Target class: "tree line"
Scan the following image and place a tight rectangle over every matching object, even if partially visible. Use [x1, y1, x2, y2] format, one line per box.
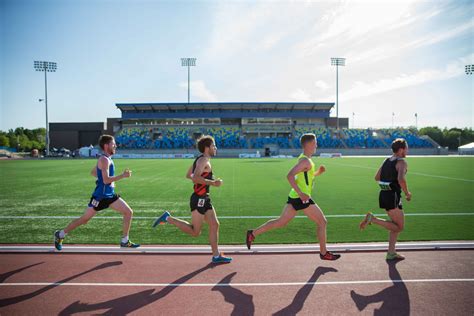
[418, 127, 474, 150]
[0, 128, 46, 151]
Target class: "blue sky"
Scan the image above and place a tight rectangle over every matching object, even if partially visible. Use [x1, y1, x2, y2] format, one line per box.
[0, 0, 472, 131]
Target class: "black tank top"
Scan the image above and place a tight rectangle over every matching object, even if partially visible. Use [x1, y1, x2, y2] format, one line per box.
[192, 155, 213, 196]
[380, 157, 403, 192]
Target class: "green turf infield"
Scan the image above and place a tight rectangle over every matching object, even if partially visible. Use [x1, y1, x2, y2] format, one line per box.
[0, 156, 473, 245]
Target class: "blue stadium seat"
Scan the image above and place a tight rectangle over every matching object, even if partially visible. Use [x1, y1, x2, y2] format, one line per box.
[115, 126, 433, 150]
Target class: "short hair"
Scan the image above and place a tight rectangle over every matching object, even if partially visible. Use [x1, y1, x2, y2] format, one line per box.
[300, 133, 316, 147]
[99, 135, 114, 150]
[197, 135, 215, 153]
[391, 138, 407, 153]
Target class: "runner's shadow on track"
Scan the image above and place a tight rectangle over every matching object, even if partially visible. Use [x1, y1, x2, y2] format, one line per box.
[350, 260, 410, 315]
[59, 262, 219, 315]
[211, 272, 255, 316]
[273, 266, 338, 316]
[0, 261, 122, 308]
[0, 262, 44, 283]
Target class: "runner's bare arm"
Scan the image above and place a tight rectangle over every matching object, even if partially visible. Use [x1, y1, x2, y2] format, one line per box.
[185, 165, 193, 180]
[396, 160, 411, 200]
[90, 166, 97, 178]
[287, 158, 311, 199]
[374, 166, 382, 181]
[98, 156, 131, 184]
[192, 157, 220, 186]
[314, 165, 326, 176]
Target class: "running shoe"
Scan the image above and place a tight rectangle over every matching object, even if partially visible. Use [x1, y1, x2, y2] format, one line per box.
[246, 230, 255, 250]
[386, 252, 405, 261]
[320, 251, 341, 261]
[152, 211, 170, 228]
[359, 212, 374, 230]
[120, 240, 140, 248]
[212, 253, 232, 264]
[54, 230, 64, 251]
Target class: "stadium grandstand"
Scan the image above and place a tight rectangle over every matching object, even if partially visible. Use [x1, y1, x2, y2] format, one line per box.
[110, 102, 440, 156]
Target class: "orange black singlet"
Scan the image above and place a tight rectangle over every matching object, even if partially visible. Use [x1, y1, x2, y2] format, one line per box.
[192, 155, 213, 196]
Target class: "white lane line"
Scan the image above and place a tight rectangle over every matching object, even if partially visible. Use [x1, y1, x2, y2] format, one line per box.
[1, 279, 473, 288]
[325, 162, 474, 182]
[2, 242, 473, 253]
[0, 213, 472, 220]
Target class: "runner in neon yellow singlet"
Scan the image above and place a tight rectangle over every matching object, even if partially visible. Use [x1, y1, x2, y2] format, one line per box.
[246, 133, 341, 260]
[288, 152, 316, 199]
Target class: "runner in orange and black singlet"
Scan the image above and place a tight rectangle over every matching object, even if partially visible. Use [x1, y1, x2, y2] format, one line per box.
[190, 154, 214, 215]
[153, 135, 232, 264]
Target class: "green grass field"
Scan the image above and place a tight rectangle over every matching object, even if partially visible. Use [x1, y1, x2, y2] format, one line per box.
[0, 156, 473, 245]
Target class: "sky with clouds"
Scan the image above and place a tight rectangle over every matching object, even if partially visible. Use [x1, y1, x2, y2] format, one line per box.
[1, 0, 472, 130]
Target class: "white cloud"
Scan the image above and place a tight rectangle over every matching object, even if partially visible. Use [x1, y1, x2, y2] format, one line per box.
[179, 80, 218, 102]
[201, 1, 472, 128]
[205, 2, 270, 59]
[297, 0, 417, 58]
[290, 88, 312, 102]
[339, 53, 474, 102]
[205, 1, 318, 59]
[261, 31, 288, 50]
[348, 19, 474, 65]
[315, 80, 329, 91]
[405, 19, 473, 50]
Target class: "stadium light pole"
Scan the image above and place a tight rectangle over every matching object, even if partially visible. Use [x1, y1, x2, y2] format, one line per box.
[392, 112, 395, 129]
[415, 113, 418, 129]
[34, 61, 57, 156]
[352, 112, 355, 128]
[331, 57, 345, 130]
[465, 64, 473, 75]
[181, 58, 196, 103]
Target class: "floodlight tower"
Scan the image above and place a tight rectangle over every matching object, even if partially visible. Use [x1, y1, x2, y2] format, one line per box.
[331, 57, 345, 129]
[465, 64, 473, 75]
[181, 58, 196, 103]
[34, 61, 57, 156]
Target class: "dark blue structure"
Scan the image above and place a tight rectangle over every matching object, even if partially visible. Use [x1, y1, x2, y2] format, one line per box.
[116, 102, 334, 119]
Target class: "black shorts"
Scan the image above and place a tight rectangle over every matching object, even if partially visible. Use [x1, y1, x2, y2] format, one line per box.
[88, 194, 120, 211]
[379, 191, 403, 211]
[287, 197, 315, 211]
[190, 193, 213, 215]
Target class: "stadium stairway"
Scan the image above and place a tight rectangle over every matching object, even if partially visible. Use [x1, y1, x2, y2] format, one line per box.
[422, 135, 440, 148]
[338, 137, 348, 149]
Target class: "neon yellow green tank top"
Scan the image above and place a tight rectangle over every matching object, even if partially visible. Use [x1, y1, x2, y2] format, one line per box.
[289, 153, 316, 198]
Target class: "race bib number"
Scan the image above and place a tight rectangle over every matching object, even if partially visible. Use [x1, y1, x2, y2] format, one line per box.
[198, 199, 206, 207]
[91, 199, 100, 207]
[378, 181, 392, 191]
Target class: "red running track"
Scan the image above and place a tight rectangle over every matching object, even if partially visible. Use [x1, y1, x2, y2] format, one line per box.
[1, 250, 473, 315]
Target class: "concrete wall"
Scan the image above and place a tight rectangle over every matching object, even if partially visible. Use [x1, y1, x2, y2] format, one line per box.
[50, 122, 105, 149]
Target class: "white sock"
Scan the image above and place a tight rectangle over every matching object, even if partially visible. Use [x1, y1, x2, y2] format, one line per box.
[121, 236, 129, 243]
[59, 230, 66, 238]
